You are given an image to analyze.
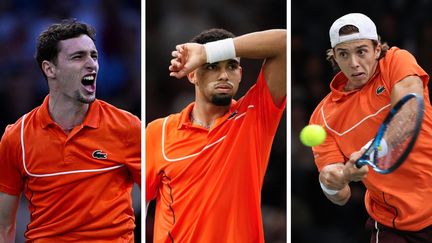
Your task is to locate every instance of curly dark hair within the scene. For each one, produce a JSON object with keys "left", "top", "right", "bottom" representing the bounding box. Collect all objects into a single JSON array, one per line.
[
  {"left": 190, "top": 28, "right": 236, "bottom": 44},
  {"left": 35, "top": 19, "right": 96, "bottom": 78}
]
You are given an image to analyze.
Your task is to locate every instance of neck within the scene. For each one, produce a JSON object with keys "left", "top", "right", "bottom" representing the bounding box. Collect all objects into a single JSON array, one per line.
[
  {"left": 343, "top": 83, "right": 358, "bottom": 92},
  {"left": 191, "top": 102, "right": 230, "bottom": 129},
  {"left": 48, "top": 94, "right": 89, "bottom": 133}
]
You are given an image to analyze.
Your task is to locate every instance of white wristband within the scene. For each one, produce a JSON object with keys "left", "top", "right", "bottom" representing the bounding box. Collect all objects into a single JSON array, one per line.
[
  {"left": 203, "top": 38, "right": 236, "bottom": 63},
  {"left": 319, "top": 181, "right": 340, "bottom": 195}
]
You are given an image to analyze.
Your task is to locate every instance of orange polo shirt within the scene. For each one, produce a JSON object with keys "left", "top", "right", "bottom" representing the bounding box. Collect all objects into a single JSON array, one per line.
[
  {"left": 310, "top": 47, "right": 432, "bottom": 231},
  {"left": 146, "top": 69, "right": 286, "bottom": 243},
  {"left": 0, "top": 96, "right": 141, "bottom": 242}
]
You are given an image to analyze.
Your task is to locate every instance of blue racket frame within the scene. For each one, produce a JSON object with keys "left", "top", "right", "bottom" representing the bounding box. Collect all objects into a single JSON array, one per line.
[{"left": 355, "top": 93, "right": 424, "bottom": 174}]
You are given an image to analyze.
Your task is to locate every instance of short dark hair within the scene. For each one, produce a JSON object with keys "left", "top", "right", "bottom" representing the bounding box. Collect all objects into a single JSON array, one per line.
[
  {"left": 190, "top": 28, "right": 235, "bottom": 44},
  {"left": 35, "top": 19, "right": 96, "bottom": 77}
]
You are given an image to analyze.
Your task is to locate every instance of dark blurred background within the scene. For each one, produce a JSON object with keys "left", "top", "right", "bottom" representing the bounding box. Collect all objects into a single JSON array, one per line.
[
  {"left": 6, "top": 0, "right": 432, "bottom": 242},
  {"left": 145, "top": 0, "right": 287, "bottom": 242},
  {"left": 0, "top": 0, "right": 141, "bottom": 242},
  {"left": 292, "top": 0, "right": 432, "bottom": 242}
]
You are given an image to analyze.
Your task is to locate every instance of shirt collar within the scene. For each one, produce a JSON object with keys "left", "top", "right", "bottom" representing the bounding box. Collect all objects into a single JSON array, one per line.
[
  {"left": 37, "top": 95, "right": 100, "bottom": 129},
  {"left": 177, "top": 102, "right": 195, "bottom": 129},
  {"left": 329, "top": 72, "right": 354, "bottom": 101},
  {"left": 177, "top": 100, "right": 238, "bottom": 130},
  {"left": 330, "top": 67, "right": 380, "bottom": 102}
]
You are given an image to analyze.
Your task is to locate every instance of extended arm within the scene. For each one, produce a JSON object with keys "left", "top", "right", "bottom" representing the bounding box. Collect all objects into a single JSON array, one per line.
[
  {"left": 0, "top": 192, "right": 20, "bottom": 243},
  {"left": 232, "top": 30, "right": 287, "bottom": 106},
  {"left": 319, "top": 150, "right": 368, "bottom": 206},
  {"left": 319, "top": 163, "right": 352, "bottom": 205},
  {"left": 169, "top": 29, "right": 287, "bottom": 106},
  {"left": 320, "top": 76, "right": 424, "bottom": 205}
]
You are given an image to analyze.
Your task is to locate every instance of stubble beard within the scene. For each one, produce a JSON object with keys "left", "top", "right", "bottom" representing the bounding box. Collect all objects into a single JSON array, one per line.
[
  {"left": 211, "top": 94, "right": 232, "bottom": 106},
  {"left": 76, "top": 91, "right": 96, "bottom": 104}
]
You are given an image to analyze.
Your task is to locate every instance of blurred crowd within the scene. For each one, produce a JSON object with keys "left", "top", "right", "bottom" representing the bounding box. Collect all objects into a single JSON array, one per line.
[
  {"left": 0, "top": 0, "right": 141, "bottom": 242},
  {"left": 145, "top": 0, "right": 287, "bottom": 242},
  {"left": 292, "top": 0, "right": 432, "bottom": 242}
]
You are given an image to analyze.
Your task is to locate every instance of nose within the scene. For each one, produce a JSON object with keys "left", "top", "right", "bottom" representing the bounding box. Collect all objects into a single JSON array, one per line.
[
  {"left": 218, "top": 68, "right": 229, "bottom": 81},
  {"left": 85, "top": 56, "right": 98, "bottom": 71},
  {"left": 349, "top": 55, "right": 360, "bottom": 68}
]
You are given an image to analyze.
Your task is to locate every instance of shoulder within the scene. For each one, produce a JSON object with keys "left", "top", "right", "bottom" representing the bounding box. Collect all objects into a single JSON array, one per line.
[
  {"left": 146, "top": 117, "right": 165, "bottom": 130},
  {"left": 379, "top": 47, "right": 426, "bottom": 83},
  {"left": 145, "top": 117, "right": 170, "bottom": 146},
  {"left": 381, "top": 47, "right": 416, "bottom": 64},
  {"left": 146, "top": 104, "right": 191, "bottom": 134},
  {"left": 1, "top": 107, "right": 40, "bottom": 149},
  {"left": 1, "top": 121, "right": 21, "bottom": 147},
  {"left": 146, "top": 115, "right": 176, "bottom": 135},
  {"left": 95, "top": 100, "right": 141, "bottom": 133},
  {"left": 97, "top": 100, "right": 140, "bottom": 123}
]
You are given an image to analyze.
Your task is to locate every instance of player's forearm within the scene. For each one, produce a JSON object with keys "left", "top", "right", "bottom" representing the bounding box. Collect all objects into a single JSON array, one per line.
[
  {"left": 0, "top": 192, "right": 19, "bottom": 242},
  {"left": 235, "top": 30, "right": 287, "bottom": 105},
  {"left": 319, "top": 163, "right": 352, "bottom": 206},
  {"left": 233, "top": 29, "right": 286, "bottom": 60},
  {"left": 0, "top": 224, "right": 16, "bottom": 243}
]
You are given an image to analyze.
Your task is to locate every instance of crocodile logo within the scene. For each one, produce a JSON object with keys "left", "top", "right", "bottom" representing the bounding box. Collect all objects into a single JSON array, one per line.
[
  {"left": 92, "top": 150, "right": 108, "bottom": 159},
  {"left": 376, "top": 86, "right": 385, "bottom": 95}
]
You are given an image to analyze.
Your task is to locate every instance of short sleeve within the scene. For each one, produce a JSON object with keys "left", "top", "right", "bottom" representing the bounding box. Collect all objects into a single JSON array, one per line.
[
  {"left": 384, "top": 48, "right": 429, "bottom": 88},
  {"left": 0, "top": 125, "right": 24, "bottom": 195},
  {"left": 239, "top": 68, "right": 286, "bottom": 135},
  {"left": 234, "top": 68, "right": 286, "bottom": 176},
  {"left": 309, "top": 101, "right": 346, "bottom": 171}
]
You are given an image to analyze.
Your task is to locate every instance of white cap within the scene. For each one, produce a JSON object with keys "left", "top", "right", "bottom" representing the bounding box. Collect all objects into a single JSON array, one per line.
[{"left": 329, "top": 13, "right": 378, "bottom": 48}]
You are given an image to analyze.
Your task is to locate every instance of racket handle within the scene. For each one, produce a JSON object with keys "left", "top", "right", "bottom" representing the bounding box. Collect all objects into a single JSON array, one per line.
[{"left": 355, "top": 159, "right": 367, "bottom": 168}]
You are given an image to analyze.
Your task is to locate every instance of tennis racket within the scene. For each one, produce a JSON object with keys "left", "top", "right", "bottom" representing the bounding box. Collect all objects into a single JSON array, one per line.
[{"left": 355, "top": 93, "right": 424, "bottom": 174}]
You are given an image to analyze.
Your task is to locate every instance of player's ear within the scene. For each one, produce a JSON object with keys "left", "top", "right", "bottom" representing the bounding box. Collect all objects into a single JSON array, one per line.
[
  {"left": 374, "top": 43, "right": 382, "bottom": 59},
  {"left": 42, "top": 60, "right": 56, "bottom": 79},
  {"left": 187, "top": 71, "right": 197, "bottom": 85}
]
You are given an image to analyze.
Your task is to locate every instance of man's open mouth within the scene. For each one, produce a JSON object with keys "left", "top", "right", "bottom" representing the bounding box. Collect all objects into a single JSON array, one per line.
[
  {"left": 352, "top": 72, "right": 364, "bottom": 77},
  {"left": 82, "top": 74, "right": 95, "bottom": 85},
  {"left": 82, "top": 74, "right": 96, "bottom": 92}
]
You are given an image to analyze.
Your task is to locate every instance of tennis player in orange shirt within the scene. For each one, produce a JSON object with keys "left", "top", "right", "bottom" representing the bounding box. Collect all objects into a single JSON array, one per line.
[
  {"left": 0, "top": 19, "right": 141, "bottom": 242},
  {"left": 308, "top": 13, "right": 432, "bottom": 242},
  {"left": 146, "top": 29, "right": 286, "bottom": 242}
]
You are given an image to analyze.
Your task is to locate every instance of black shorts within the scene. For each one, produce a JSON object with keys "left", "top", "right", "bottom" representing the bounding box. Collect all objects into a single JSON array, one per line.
[{"left": 365, "top": 217, "right": 432, "bottom": 243}]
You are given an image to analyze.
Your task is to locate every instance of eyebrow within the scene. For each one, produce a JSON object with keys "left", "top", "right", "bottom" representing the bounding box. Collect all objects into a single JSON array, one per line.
[
  {"left": 204, "top": 59, "right": 240, "bottom": 66},
  {"left": 68, "top": 50, "right": 98, "bottom": 56},
  {"left": 335, "top": 44, "right": 369, "bottom": 52},
  {"left": 227, "top": 59, "right": 240, "bottom": 64}
]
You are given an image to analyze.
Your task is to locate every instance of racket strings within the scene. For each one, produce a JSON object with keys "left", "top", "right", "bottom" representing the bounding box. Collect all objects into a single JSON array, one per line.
[{"left": 376, "top": 99, "right": 418, "bottom": 170}]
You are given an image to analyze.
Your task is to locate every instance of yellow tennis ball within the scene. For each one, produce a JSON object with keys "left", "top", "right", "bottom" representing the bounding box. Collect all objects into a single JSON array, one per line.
[{"left": 300, "top": 124, "right": 326, "bottom": 147}]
